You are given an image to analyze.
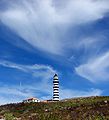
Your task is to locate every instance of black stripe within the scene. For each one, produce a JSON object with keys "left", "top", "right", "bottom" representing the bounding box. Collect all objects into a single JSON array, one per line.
[
  {"left": 54, "top": 94, "right": 59, "bottom": 96},
  {"left": 53, "top": 95, "right": 59, "bottom": 96},
  {"left": 53, "top": 86, "right": 59, "bottom": 88},
  {"left": 53, "top": 78, "right": 58, "bottom": 80},
  {"left": 53, "top": 81, "right": 59, "bottom": 83},
  {"left": 54, "top": 89, "right": 59, "bottom": 91},
  {"left": 53, "top": 84, "right": 59, "bottom": 86}
]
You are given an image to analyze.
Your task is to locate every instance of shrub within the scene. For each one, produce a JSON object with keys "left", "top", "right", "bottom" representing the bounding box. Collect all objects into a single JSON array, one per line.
[{"left": 4, "top": 113, "right": 14, "bottom": 120}]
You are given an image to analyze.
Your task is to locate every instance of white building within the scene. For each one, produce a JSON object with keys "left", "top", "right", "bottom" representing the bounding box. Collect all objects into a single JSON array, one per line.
[{"left": 23, "top": 97, "right": 40, "bottom": 103}]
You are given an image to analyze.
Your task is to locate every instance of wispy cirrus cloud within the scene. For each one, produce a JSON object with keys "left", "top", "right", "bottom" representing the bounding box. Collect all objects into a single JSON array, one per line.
[
  {"left": 0, "top": 84, "right": 102, "bottom": 105},
  {"left": 0, "top": 60, "right": 56, "bottom": 104},
  {"left": 0, "top": 60, "right": 57, "bottom": 96},
  {"left": 60, "top": 88, "right": 102, "bottom": 99},
  {"left": 0, "top": 60, "right": 103, "bottom": 104},
  {"left": 0, "top": 82, "right": 52, "bottom": 105},
  {"left": 0, "top": 0, "right": 109, "bottom": 55},
  {"left": 0, "top": 85, "right": 38, "bottom": 105},
  {"left": 75, "top": 51, "right": 109, "bottom": 83},
  {"left": 0, "top": 60, "right": 56, "bottom": 80},
  {"left": 30, "top": 87, "right": 103, "bottom": 101}
]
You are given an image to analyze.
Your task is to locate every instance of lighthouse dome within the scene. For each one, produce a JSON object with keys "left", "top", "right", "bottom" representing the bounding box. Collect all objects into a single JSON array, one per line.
[{"left": 53, "top": 74, "right": 58, "bottom": 80}]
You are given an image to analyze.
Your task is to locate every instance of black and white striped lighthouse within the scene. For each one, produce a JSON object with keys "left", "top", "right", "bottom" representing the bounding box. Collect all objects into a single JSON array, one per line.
[{"left": 53, "top": 74, "right": 59, "bottom": 101}]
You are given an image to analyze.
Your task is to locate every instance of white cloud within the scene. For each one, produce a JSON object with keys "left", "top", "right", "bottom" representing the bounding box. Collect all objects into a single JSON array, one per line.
[
  {"left": 0, "top": 60, "right": 56, "bottom": 80},
  {"left": 0, "top": 60, "right": 57, "bottom": 104},
  {"left": 37, "top": 87, "right": 102, "bottom": 100},
  {"left": 0, "top": 60, "right": 103, "bottom": 104},
  {"left": 0, "top": 85, "right": 34, "bottom": 105},
  {"left": 0, "top": 84, "right": 102, "bottom": 105},
  {"left": 0, "top": 80, "right": 53, "bottom": 105},
  {"left": 0, "top": 0, "right": 109, "bottom": 55},
  {"left": 0, "top": 87, "right": 32, "bottom": 97},
  {"left": 60, "top": 88, "right": 102, "bottom": 99},
  {"left": 0, "top": 97, "right": 21, "bottom": 105},
  {"left": 75, "top": 51, "right": 109, "bottom": 83}
]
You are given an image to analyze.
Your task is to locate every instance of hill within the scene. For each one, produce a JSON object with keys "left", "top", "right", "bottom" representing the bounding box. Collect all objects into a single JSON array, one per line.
[{"left": 0, "top": 96, "right": 109, "bottom": 120}]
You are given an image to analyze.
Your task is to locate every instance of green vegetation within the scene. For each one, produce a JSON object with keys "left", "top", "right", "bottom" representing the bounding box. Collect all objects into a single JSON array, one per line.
[
  {"left": 4, "top": 113, "right": 14, "bottom": 120},
  {"left": 0, "top": 96, "right": 109, "bottom": 120}
]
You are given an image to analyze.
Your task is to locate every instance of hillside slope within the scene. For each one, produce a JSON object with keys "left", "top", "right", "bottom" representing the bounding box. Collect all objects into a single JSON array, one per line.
[{"left": 0, "top": 96, "right": 109, "bottom": 120}]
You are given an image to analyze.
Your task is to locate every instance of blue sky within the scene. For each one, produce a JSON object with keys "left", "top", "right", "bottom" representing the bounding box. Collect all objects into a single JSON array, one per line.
[{"left": 0, "top": 0, "right": 109, "bottom": 104}]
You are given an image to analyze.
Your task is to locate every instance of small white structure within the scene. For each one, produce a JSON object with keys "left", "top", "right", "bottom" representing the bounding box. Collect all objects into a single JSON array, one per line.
[{"left": 23, "top": 97, "right": 40, "bottom": 103}]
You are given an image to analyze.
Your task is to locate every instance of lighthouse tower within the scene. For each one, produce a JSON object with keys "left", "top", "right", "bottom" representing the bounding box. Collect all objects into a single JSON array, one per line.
[{"left": 53, "top": 74, "right": 59, "bottom": 101}]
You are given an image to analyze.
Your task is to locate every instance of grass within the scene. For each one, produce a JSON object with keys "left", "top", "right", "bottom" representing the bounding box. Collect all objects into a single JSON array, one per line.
[{"left": 0, "top": 96, "right": 109, "bottom": 120}]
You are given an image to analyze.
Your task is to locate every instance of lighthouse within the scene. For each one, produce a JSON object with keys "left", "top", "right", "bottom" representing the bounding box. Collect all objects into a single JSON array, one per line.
[{"left": 53, "top": 74, "right": 59, "bottom": 101}]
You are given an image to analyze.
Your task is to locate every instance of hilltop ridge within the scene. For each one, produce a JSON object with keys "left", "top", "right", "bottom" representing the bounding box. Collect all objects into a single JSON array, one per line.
[{"left": 0, "top": 96, "right": 109, "bottom": 120}]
